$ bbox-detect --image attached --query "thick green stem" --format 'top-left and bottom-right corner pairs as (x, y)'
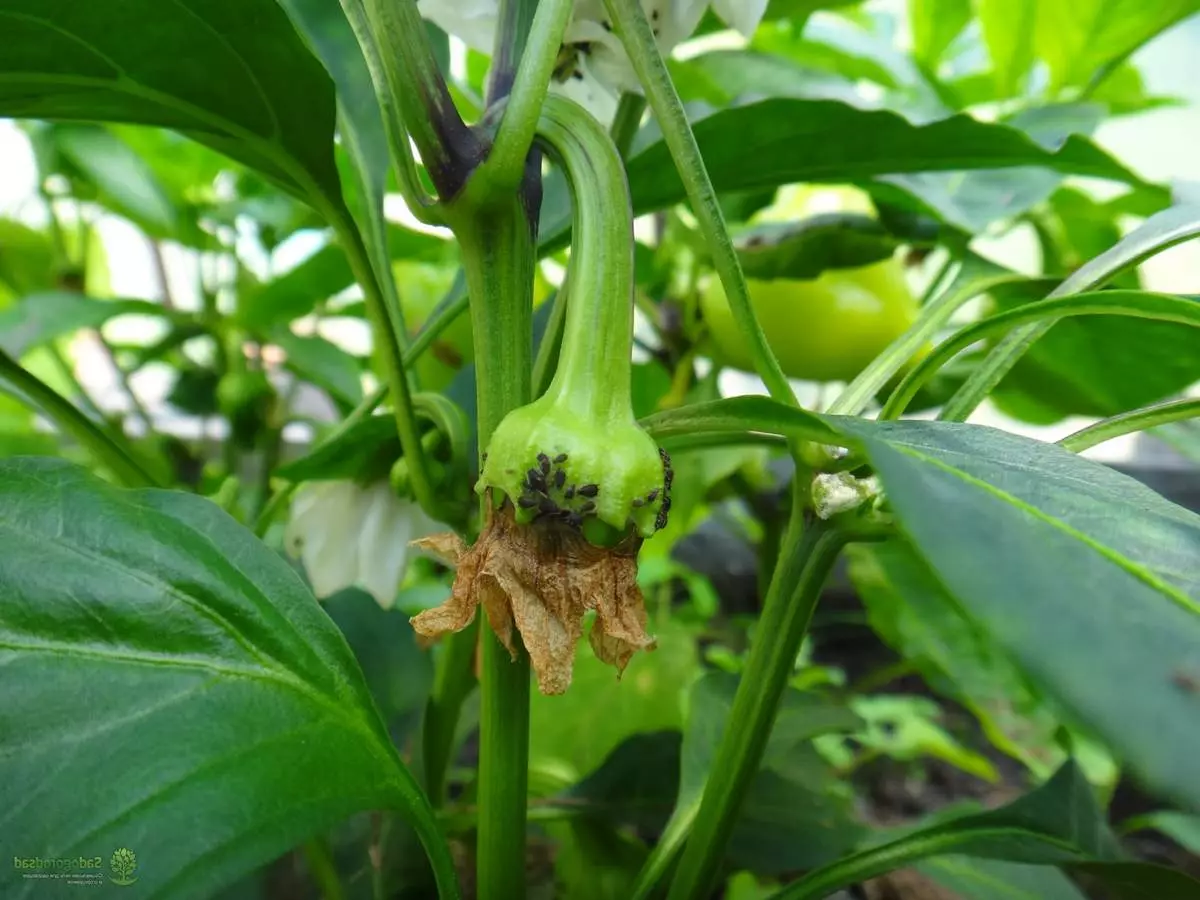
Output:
(489, 0), (540, 103)
(0, 347), (157, 488)
(444, 192), (537, 900)
(666, 498), (847, 900)
(480, 0), (575, 194)
(603, 0), (794, 409)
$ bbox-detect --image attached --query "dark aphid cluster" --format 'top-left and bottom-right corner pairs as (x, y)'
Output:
(516, 451), (602, 531)
(655, 447), (674, 531)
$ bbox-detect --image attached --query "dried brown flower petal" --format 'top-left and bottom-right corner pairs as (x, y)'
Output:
(410, 502), (655, 694)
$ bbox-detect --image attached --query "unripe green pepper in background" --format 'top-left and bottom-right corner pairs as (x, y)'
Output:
(699, 185), (920, 383)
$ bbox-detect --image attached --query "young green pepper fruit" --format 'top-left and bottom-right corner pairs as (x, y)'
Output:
(477, 97), (670, 545)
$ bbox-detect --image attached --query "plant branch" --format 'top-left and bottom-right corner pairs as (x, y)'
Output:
(479, 0), (575, 195)
(341, 0), (442, 221)
(665, 499), (847, 900)
(603, 0), (795, 409)
(1059, 397), (1200, 454)
(0, 346), (157, 488)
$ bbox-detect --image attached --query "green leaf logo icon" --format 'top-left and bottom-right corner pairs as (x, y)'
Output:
(109, 848), (138, 886)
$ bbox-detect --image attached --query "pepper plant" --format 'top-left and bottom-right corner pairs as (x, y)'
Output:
(1, 1), (1200, 899)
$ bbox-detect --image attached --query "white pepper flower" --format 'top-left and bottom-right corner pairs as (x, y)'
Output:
(416, 0), (769, 118)
(285, 480), (443, 608)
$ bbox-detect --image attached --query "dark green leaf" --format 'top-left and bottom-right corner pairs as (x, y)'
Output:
(682, 674), (863, 873)
(837, 419), (1200, 812)
(641, 396), (847, 448)
(735, 213), (902, 281)
(777, 761), (1200, 899)
(323, 588), (433, 750)
(277, 414), (400, 483)
(1034, 0), (1200, 91)
(543, 98), (1156, 246)
(918, 858), (1087, 900)
(240, 228), (449, 328)
(0, 291), (168, 357)
(0, 0), (343, 207)
(847, 541), (1062, 773)
(993, 283), (1200, 421)
(0, 458), (456, 899)
(881, 104), (1107, 233)
(274, 331), (363, 408)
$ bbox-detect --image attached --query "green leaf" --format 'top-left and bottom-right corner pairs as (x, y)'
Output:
(880, 103), (1107, 234)
(848, 542), (1063, 774)
(0, 291), (168, 357)
(735, 213), (904, 281)
(529, 621), (698, 782)
(884, 289), (1200, 417)
(836, 419), (1200, 812)
(273, 331), (363, 408)
(50, 123), (180, 239)
(240, 228), (449, 327)
(978, 0), (1038, 97)
(641, 396), (848, 448)
(918, 858), (1087, 900)
(776, 761), (1200, 900)
(909, 0), (971, 69)
(1034, 0), (1200, 91)
(0, 219), (55, 296)
(0, 458), (458, 899)
(543, 98), (1157, 246)
(686, 675), (861, 869)
(0, 0), (343, 209)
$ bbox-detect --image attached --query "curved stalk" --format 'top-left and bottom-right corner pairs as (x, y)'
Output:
(882, 290), (1200, 420)
(666, 504), (847, 900)
(0, 347), (157, 489)
(828, 262), (1028, 416)
(340, 0), (442, 223)
(1059, 398), (1200, 454)
(602, 0), (795, 409)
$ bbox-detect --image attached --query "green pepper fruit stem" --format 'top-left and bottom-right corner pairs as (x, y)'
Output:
(535, 95), (635, 421)
(601, 0), (796, 414)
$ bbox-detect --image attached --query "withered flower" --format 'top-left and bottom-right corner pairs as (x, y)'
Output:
(411, 499), (655, 694)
